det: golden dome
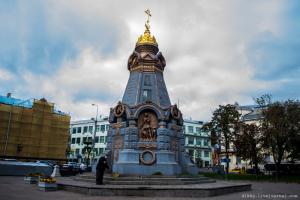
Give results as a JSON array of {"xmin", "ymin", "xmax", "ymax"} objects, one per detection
[
  {"xmin": 136, "ymin": 9, "xmax": 158, "ymax": 46},
  {"xmin": 136, "ymin": 29, "xmax": 157, "ymax": 46}
]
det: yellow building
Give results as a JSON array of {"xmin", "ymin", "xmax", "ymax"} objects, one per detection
[{"xmin": 0, "ymin": 95, "xmax": 70, "ymax": 162}]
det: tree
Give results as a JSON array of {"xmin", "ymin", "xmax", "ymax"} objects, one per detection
[
  {"xmin": 234, "ymin": 123, "xmax": 263, "ymax": 175},
  {"xmin": 260, "ymin": 99, "xmax": 300, "ymax": 175},
  {"xmin": 203, "ymin": 104, "xmax": 240, "ymax": 174},
  {"xmin": 285, "ymin": 100, "xmax": 300, "ymax": 161}
]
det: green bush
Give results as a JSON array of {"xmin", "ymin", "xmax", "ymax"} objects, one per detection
[{"xmin": 202, "ymin": 173, "xmax": 300, "ymax": 183}]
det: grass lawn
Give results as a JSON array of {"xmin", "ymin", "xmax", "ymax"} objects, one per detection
[{"xmin": 202, "ymin": 173, "xmax": 300, "ymax": 183}]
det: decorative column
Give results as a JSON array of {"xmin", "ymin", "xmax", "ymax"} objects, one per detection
[{"xmin": 157, "ymin": 121, "xmax": 170, "ymax": 150}]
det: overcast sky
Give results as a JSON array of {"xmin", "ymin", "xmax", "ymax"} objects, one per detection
[{"xmin": 0, "ymin": 0, "xmax": 299, "ymax": 121}]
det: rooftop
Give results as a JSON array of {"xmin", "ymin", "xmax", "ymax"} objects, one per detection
[{"xmin": 0, "ymin": 94, "xmax": 68, "ymax": 116}]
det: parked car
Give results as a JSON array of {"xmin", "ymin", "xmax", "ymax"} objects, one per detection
[
  {"xmin": 59, "ymin": 162, "xmax": 80, "ymax": 176},
  {"xmin": 36, "ymin": 160, "xmax": 57, "ymax": 168}
]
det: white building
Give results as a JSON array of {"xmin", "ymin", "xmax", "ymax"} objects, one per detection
[
  {"xmin": 69, "ymin": 118, "xmax": 109, "ymax": 165},
  {"xmin": 183, "ymin": 119, "xmax": 212, "ymax": 167},
  {"xmin": 69, "ymin": 118, "xmax": 212, "ymax": 167}
]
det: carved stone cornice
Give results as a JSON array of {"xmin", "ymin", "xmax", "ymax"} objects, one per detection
[{"xmin": 129, "ymin": 65, "xmax": 163, "ymax": 72}]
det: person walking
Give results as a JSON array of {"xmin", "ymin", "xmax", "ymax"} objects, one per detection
[
  {"xmin": 96, "ymin": 155, "xmax": 109, "ymax": 185},
  {"xmin": 79, "ymin": 163, "xmax": 85, "ymax": 174}
]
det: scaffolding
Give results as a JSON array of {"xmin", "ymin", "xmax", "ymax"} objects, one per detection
[{"xmin": 0, "ymin": 95, "xmax": 70, "ymax": 161}]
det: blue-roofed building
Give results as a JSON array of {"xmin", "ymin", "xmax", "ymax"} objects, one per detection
[{"xmin": 0, "ymin": 93, "xmax": 67, "ymax": 115}]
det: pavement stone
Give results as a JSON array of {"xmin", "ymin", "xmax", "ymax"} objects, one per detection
[{"xmin": 0, "ymin": 176, "xmax": 299, "ymax": 200}]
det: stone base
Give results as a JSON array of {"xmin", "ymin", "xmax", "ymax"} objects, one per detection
[
  {"xmin": 113, "ymin": 149, "xmax": 183, "ymax": 175},
  {"xmin": 113, "ymin": 163, "xmax": 181, "ymax": 176},
  {"xmin": 74, "ymin": 174, "xmax": 216, "ymax": 185}
]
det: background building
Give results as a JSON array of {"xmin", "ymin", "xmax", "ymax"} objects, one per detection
[
  {"xmin": 216, "ymin": 104, "xmax": 278, "ymax": 171},
  {"xmin": 69, "ymin": 118, "xmax": 109, "ymax": 165},
  {"xmin": 0, "ymin": 94, "xmax": 70, "ymax": 162},
  {"xmin": 215, "ymin": 105, "xmax": 264, "ymax": 171},
  {"xmin": 183, "ymin": 119, "xmax": 211, "ymax": 167},
  {"xmin": 69, "ymin": 118, "xmax": 212, "ymax": 167}
]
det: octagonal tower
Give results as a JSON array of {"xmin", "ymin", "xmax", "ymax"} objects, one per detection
[{"xmin": 106, "ymin": 11, "xmax": 197, "ymax": 175}]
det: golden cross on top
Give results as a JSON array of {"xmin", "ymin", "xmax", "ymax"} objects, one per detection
[
  {"xmin": 144, "ymin": 9, "xmax": 151, "ymax": 31},
  {"xmin": 145, "ymin": 9, "xmax": 151, "ymax": 21}
]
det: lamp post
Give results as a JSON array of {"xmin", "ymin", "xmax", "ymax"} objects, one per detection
[
  {"xmin": 91, "ymin": 103, "xmax": 99, "ymax": 167},
  {"xmin": 83, "ymin": 138, "xmax": 92, "ymax": 170}
]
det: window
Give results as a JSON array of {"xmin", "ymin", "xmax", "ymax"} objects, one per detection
[
  {"xmin": 196, "ymin": 127, "xmax": 201, "ymax": 134},
  {"xmin": 195, "ymin": 150, "xmax": 202, "ymax": 158},
  {"xmin": 94, "ymin": 136, "xmax": 99, "ymax": 143},
  {"xmin": 205, "ymin": 161, "xmax": 209, "ymax": 167},
  {"xmin": 71, "ymin": 138, "xmax": 76, "ymax": 144},
  {"xmin": 100, "ymin": 125, "xmax": 105, "ymax": 132},
  {"xmin": 142, "ymin": 89, "xmax": 152, "ymax": 101},
  {"xmin": 77, "ymin": 127, "xmax": 82, "ymax": 133},
  {"xmin": 96, "ymin": 125, "xmax": 100, "ymax": 132},
  {"xmin": 88, "ymin": 137, "xmax": 92, "ymax": 142},
  {"xmin": 100, "ymin": 136, "xmax": 105, "ymax": 143},
  {"xmin": 183, "ymin": 125, "xmax": 186, "ymax": 133},
  {"xmin": 188, "ymin": 150, "xmax": 194, "ymax": 157},
  {"xmin": 188, "ymin": 126, "xmax": 193, "ymax": 133},
  {"xmin": 83, "ymin": 126, "xmax": 88, "ymax": 133},
  {"xmin": 94, "ymin": 148, "xmax": 98, "ymax": 156},
  {"xmin": 88, "ymin": 126, "xmax": 93, "ymax": 133},
  {"xmin": 76, "ymin": 138, "xmax": 81, "ymax": 144},
  {"xmin": 144, "ymin": 75, "xmax": 151, "ymax": 86},
  {"xmin": 188, "ymin": 137, "xmax": 194, "ymax": 145},
  {"xmin": 82, "ymin": 137, "xmax": 87, "ymax": 144},
  {"xmin": 99, "ymin": 148, "xmax": 104, "ymax": 155},
  {"xmin": 106, "ymin": 125, "xmax": 110, "ymax": 131},
  {"xmin": 196, "ymin": 138, "xmax": 201, "ymax": 145},
  {"xmin": 204, "ymin": 139, "xmax": 209, "ymax": 146},
  {"xmin": 75, "ymin": 149, "xmax": 79, "ymax": 155},
  {"xmin": 204, "ymin": 151, "xmax": 210, "ymax": 157},
  {"xmin": 72, "ymin": 128, "xmax": 76, "ymax": 134}
]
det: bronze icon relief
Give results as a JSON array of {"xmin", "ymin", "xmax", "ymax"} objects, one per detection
[{"xmin": 138, "ymin": 111, "xmax": 158, "ymax": 141}]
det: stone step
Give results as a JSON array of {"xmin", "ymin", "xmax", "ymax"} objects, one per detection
[
  {"xmin": 78, "ymin": 174, "xmax": 209, "ymax": 180},
  {"xmin": 74, "ymin": 175, "xmax": 215, "ymax": 185},
  {"xmin": 104, "ymin": 177, "xmax": 209, "ymax": 182},
  {"xmin": 106, "ymin": 179, "xmax": 216, "ymax": 185},
  {"xmin": 57, "ymin": 177, "xmax": 252, "ymax": 197}
]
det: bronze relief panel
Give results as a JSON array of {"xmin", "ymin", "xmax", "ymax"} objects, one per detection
[{"xmin": 138, "ymin": 111, "xmax": 158, "ymax": 141}]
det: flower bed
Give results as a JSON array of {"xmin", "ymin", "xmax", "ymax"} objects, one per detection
[
  {"xmin": 24, "ymin": 173, "xmax": 43, "ymax": 184},
  {"xmin": 38, "ymin": 176, "xmax": 57, "ymax": 191},
  {"xmin": 24, "ymin": 176, "xmax": 38, "ymax": 184}
]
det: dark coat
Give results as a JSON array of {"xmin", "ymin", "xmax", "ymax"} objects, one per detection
[{"xmin": 96, "ymin": 156, "xmax": 109, "ymax": 171}]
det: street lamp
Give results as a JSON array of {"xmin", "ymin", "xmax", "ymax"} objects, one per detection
[
  {"xmin": 91, "ymin": 104, "xmax": 99, "ymax": 167},
  {"xmin": 83, "ymin": 138, "xmax": 93, "ymax": 170}
]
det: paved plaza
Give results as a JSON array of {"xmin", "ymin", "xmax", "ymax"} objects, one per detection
[{"xmin": 0, "ymin": 176, "xmax": 299, "ymax": 200}]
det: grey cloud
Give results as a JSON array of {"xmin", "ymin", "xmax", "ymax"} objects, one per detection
[{"xmin": 3, "ymin": 0, "xmax": 290, "ymax": 121}]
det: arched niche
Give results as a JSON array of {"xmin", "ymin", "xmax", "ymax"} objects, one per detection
[
  {"xmin": 133, "ymin": 104, "xmax": 164, "ymax": 120},
  {"xmin": 137, "ymin": 109, "xmax": 158, "ymax": 141}
]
